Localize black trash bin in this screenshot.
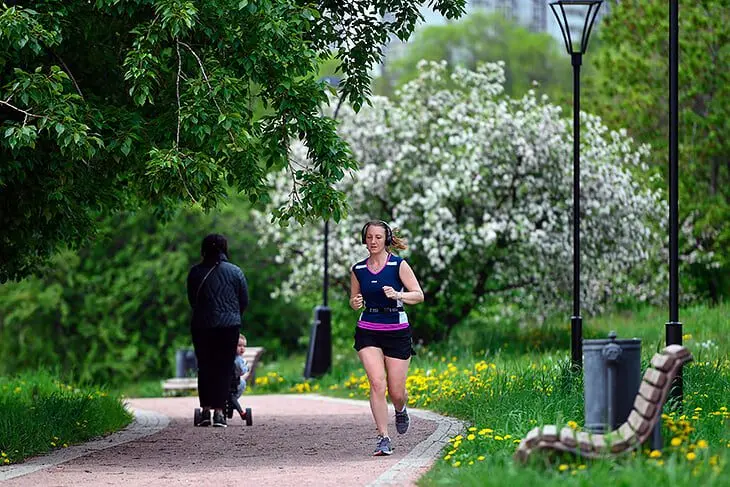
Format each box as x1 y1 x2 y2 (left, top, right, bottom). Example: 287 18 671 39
175 349 197 378
583 331 641 433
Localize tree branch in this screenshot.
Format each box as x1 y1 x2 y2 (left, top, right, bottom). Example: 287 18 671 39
175 40 182 149
51 49 84 100
332 88 347 120
0 99 44 119
177 40 223 115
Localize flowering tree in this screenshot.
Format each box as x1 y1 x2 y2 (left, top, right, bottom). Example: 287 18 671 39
255 61 665 341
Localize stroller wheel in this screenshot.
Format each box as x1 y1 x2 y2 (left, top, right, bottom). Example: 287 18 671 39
245 408 252 426
194 408 202 426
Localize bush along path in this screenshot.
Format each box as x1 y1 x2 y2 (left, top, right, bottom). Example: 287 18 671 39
0 395 464 486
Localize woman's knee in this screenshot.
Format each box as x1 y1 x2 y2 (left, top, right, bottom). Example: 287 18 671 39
388 386 407 404
369 376 387 396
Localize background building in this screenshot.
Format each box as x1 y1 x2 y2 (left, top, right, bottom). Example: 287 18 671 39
384 0 609 64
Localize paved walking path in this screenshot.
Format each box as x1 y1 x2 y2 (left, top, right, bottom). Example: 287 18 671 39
0 394 463 486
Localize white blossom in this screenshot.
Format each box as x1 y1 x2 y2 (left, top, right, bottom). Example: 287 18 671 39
254 62 667 330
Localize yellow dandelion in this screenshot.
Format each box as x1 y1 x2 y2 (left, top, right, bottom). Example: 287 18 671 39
649 450 662 458
444 455 451 461
477 456 485 461
468 427 477 432
453 461 461 467
697 440 708 449
467 434 476 441
559 464 569 472
686 452 697 461
578 465 586 470
495 436 504 441
567 421 578 430
671 437 682 447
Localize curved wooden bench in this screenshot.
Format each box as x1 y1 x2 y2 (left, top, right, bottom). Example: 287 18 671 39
514 344 693 463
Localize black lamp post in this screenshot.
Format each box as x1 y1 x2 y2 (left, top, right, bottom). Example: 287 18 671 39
550 0 602 370
666 0 682 403
304 76 341 379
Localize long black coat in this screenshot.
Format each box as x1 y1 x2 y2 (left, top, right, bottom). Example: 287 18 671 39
187 253 249 329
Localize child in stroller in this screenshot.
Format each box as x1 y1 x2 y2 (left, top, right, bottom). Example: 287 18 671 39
227 333 252 425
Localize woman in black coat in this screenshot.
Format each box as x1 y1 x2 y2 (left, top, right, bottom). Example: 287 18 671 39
187 233 249 427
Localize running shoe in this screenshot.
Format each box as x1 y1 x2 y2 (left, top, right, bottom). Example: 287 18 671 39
395 407 410 434
373 435 393 456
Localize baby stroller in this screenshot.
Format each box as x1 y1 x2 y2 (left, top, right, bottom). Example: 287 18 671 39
193 365 252 426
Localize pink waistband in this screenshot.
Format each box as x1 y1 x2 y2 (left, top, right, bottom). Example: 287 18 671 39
357 320 410 331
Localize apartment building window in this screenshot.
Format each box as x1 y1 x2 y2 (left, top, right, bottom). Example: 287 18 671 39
494 0 516 20
530 0 546 32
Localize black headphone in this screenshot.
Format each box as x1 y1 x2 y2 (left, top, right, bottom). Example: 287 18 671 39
361 220 393 246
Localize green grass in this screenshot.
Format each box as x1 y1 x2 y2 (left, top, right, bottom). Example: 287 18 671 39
0 371 132 465
116 378 164 399
419 303 730 486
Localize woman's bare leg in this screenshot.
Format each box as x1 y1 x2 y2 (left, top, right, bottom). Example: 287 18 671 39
358 347 389 436
385 356 411 412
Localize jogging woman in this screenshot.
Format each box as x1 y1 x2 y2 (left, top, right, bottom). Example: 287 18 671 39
349 220 424 456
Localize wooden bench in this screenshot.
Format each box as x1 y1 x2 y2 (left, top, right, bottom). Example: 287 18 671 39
162 346 266 396
513 344 693 463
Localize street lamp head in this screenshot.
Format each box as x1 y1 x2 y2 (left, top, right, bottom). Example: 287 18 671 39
549 0 603 56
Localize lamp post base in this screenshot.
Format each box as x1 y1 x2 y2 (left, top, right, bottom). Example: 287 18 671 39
666 320 683 403
304 306 332 378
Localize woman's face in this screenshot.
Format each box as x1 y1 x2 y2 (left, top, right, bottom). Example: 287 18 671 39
365 225 387 254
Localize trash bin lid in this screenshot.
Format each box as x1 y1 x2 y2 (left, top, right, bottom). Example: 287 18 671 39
583 337 641 351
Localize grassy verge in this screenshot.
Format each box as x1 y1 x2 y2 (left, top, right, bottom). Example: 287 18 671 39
249 302 730 486
0 371 132 465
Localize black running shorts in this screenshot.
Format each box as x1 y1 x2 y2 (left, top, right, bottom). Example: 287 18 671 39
353 326 415 360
